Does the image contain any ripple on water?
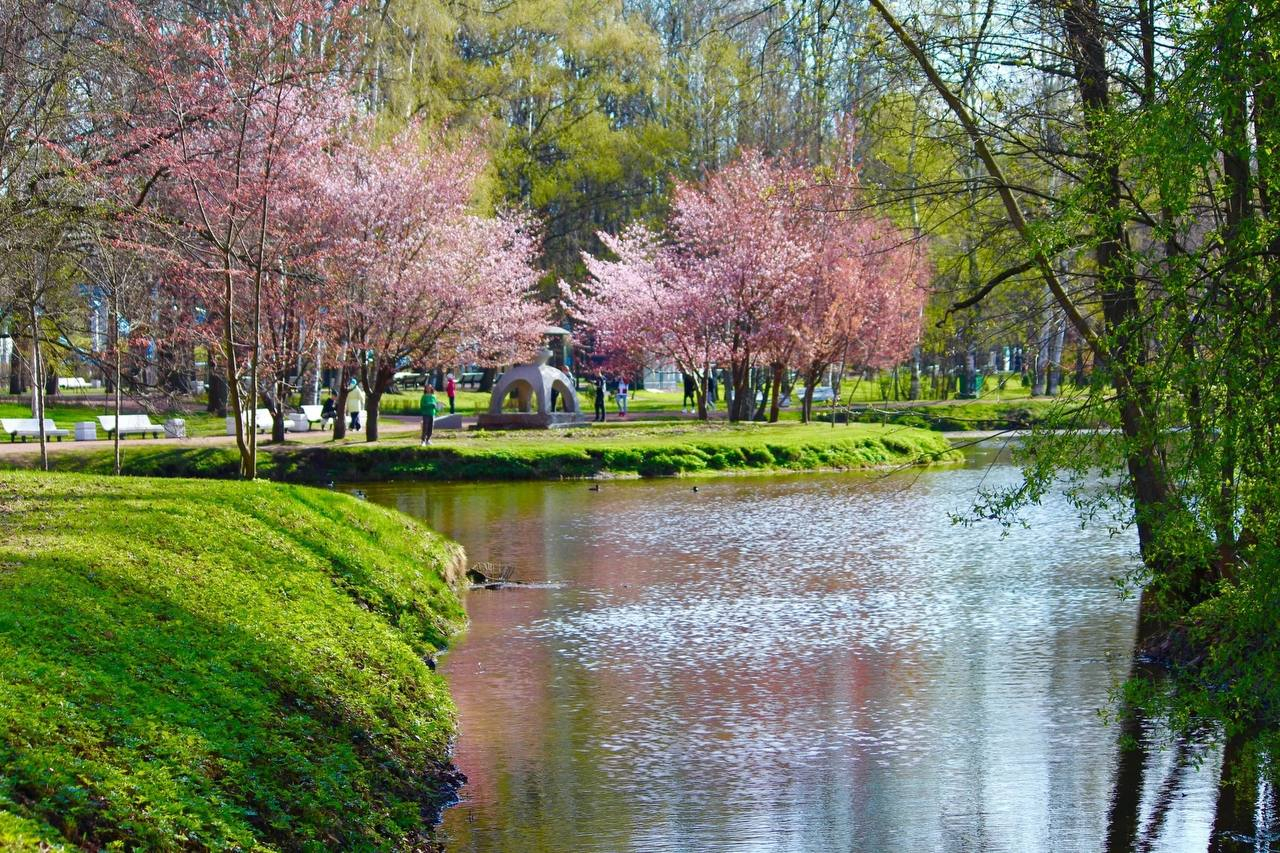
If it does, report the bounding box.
[357,463,1218,853]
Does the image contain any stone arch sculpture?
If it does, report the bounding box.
[477,348,586,429]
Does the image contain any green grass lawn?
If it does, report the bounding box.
[377,388,490,416]
[4,420,962,482]
[373,376,1034,422]
[3,371,1059,438]
[0,472,466,850]
[842,394,1110,431]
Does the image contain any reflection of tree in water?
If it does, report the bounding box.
[1208,736,1277,853]
[1105,680,1277,852]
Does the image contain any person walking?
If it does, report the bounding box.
[348,381,365,430]
[594,373,606,422]
[445,372,457,414]
[616,377,629,417]
[419,384,439,445]
[682,373,696,413]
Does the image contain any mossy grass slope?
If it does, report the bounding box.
[8,422,961,483]
[0,472,466,851]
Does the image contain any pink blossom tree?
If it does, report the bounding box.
[111,0,353,478]
[571,151,814,421]
[321,125,546,441]
[668,152,814,421]
[252,146,346,442]
[572,149,928,422]
[572,226,726,418]
[783,170,930,421]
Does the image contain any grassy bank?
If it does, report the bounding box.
[4,422,961,483]
[0,472,467,850]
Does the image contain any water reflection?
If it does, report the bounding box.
[358,450,1236,852]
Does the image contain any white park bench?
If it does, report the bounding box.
[57,377,90,390]
[98,414,162,438]
[300,404,324,424]
[224,408,275,435]
[1,418,70,442]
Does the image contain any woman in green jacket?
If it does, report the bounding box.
[419,385,439,445]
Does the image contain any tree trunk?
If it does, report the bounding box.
[752,369,769,421]
[334,387,349,440]
[247,274,261,478]
[696,364,709,420]
[730,360,751,422]
[1046,319,1066,396]
[306,339,322,406]
[208,368,228,417]
[802,374,818,424]
[1059,0,1177,578]
[909,347,921,400]
[478,367,496,393]
[271,379,286,443]
[111,291,122,476]
[1033,304,1054,395]
[364,387,382,442]
[8,339,22,394]
[767,363,783,422]
[221,256,251,480]
[364,365,394,443]
[365,390,382,441]
[29,299,47,472]
[963,345,977,397]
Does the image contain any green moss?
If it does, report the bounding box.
[0,472,465,851]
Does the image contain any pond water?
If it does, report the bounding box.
[357,447,1226,852]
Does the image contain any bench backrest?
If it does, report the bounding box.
[98,414,158,430]
[300,404,323,420]
[1,418,62,432]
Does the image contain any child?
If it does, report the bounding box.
[445,372,457,414]
[419,384,439,445]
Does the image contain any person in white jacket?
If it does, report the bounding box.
[348,382,365,430]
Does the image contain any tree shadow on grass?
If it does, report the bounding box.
[0,516,457,849]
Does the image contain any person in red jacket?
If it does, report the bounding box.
[445,372,457,414]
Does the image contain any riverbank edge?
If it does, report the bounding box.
[0,425,962,483]
[0,472,469,851]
